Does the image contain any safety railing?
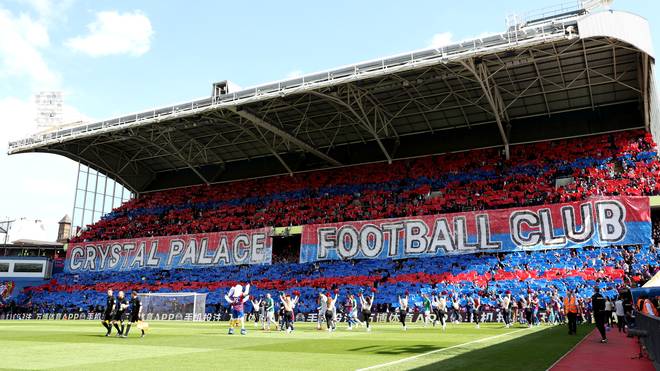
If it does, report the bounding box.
[635,312,660,367]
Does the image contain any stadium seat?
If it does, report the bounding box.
[70,130,660,243]
[7,130,659,316]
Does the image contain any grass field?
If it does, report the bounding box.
[0,321,592,370]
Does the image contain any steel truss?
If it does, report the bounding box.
[8,29,652,193]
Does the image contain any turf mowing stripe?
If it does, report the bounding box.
[355,327,534,371]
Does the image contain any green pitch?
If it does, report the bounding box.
[0,321,591,370]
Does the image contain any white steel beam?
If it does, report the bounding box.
[226,106,342,167]
[220,118,294,175]
[310,90,393,164]
[460,58,510,159]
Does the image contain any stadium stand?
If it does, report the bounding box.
[3,6,659,325]
[72,129,660,242]
[3,4,659,370]
[12,245,659,320]
[3,129,657,320]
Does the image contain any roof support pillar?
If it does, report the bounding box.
[460,58,510,159]
[640,53,650,131]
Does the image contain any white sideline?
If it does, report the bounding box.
[355,327,534,371]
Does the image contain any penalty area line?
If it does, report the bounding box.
[355,327,536,371]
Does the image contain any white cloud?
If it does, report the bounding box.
[428,32,454,48]
[475,31,496,39]
[286,70,303,79]
[0,7,59,88]
[65,10,153,57]
[428,31,500,49]
[0,96,83,241]
[22,0,55,17]
[0,96,90,150]
[19,0,74,23]
[0,2,82,241]
[0,97,36,144]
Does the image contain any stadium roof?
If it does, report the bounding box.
[8,6,658,193]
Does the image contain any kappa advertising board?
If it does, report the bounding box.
[300,197,651,263]
[65,228,272,272]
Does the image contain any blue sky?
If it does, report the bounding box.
[0,0,658,240]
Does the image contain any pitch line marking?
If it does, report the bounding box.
[355,327,539,371]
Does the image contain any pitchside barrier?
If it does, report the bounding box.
[635,312,660,367]
[64,196,652,273]
[0,308,552,324]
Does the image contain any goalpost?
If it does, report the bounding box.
[138,292,207,322]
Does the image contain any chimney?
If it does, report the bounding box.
[57,214,72,243]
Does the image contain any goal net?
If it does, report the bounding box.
[138,292,207,321]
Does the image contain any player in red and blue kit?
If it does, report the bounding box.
[225,283,251,335]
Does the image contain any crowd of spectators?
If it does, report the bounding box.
[72,130,660,242]
[5,129,660,322]
[5,244,656,319]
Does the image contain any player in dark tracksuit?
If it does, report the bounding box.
[113,291,129,337]
[101,289,116,336]
[124,291,145,338]
[591,287,607,343]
